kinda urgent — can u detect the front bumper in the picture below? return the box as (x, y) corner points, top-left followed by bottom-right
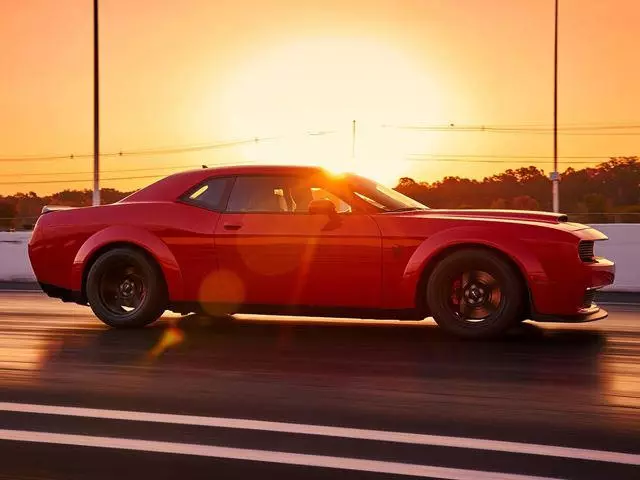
(531, 303), (608, 323)
(530, 257), (615, 317)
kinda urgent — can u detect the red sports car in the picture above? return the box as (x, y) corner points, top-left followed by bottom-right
(28, 165), (615, 338)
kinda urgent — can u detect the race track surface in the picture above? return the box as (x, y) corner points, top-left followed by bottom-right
(0, 291), (638, 479)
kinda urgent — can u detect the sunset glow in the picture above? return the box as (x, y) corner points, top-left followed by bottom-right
(220, 35), (447, 183)
(1, 0), (639, 195)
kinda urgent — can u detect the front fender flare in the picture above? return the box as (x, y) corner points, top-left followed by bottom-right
(401, 226), (547, 309)
(71, 225), (184, 300)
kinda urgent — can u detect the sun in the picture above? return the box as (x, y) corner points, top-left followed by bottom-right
(217, 35), (448, 185)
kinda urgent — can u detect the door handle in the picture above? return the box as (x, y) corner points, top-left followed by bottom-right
(223, 223), (242, 231)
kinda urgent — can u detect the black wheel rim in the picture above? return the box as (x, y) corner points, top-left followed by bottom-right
(98, 259), (147, 317)
(448, 270), (503, 323)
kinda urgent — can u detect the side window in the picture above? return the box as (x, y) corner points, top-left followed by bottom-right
(289, 180), (352, 213)
(226, 176), (291, 212)
(182, 177), (231, 211)
(310, 187), (351, 213)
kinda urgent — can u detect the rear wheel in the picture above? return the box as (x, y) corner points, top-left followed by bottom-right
(426, 249), (524, 339)
(86, 247), (167, 328)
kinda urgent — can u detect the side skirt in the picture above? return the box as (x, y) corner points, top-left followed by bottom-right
(168, 302), (423, 321)
(38, 283), (423, 321)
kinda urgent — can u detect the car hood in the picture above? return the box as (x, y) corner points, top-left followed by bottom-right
(396, 209), (588, 230)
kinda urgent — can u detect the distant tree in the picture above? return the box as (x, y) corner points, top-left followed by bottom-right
(101, 188), (132, 204)
(396, 177), (430, 205)
(582, 193), (609, 223)
(0, 201), (16, 230)
(48, 189), (92, 206)
(3, 157), (637, 228)
(511, 195), (540, 210)
(614, 205), (640, 223)
(490, 198), (508, 209)
(583, 193), (608, 213)
(393, 158), (637, 219)
(595, 157), (640, 206)
(10, 192), (45, 229)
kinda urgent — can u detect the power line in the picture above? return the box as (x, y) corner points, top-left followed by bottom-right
(389, 122), (640, 130)
(0, 124), (635, 163)
(0, 130), (340, 163)
(0, 137), (279, 163)
(396, 128), (640, 136)
(406, 153), (636, 160)
(0, 154), (75, 163)
(0, 152), (630, 178)
(406, 154), (639, 164)
(0, 164), (202, 178)
(0, 174), (166, 186)
(382, 124), (640, 135)
(405, 156), (624, 165)
(382, 123), (640, 130)
(0, 159), (262, 185)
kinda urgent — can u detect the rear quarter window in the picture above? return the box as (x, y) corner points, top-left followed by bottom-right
(180, 177), (233, 211)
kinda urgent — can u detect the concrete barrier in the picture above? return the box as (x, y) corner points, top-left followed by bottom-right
(0, 232), (36, 282)
(0, 224), (637, 291)
(589, 224), (638, 292)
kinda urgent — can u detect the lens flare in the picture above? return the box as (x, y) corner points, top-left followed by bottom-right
(198, 269), (246, 315)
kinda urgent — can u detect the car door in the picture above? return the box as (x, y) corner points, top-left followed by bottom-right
(212, 173), (382, 311)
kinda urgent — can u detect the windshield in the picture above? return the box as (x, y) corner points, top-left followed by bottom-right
(346, 174), (428, 212)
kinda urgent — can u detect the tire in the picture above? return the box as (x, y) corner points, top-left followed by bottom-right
(85, 247), (167, 328)
(426, 248), (524, 339)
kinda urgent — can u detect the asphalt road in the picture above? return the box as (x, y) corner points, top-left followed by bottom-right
(0, 291), (638, 479)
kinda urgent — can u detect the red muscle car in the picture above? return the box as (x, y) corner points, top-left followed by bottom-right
(28, 165), (615, 338)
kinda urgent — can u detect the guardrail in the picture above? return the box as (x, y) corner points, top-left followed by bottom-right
(586, 224), (638, 292)
(0, 225), (638, 291)
(567, 213), (640, 224)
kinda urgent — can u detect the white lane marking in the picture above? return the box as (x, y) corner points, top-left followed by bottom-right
(1, 402), (638, 465)
(0, 428), (560, 480)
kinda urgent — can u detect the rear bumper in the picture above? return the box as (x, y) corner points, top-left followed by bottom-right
(39, 283), (85, 304)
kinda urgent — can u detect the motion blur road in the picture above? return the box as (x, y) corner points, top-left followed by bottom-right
(0, 291), (638, 479)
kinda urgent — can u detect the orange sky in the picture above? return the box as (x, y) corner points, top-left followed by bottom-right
(1, 0), (639, 195)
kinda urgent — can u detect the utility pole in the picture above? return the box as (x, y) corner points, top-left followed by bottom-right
(351, 120), (356, 160)
(93, 0), (100, 206)
(551, 0), (559, 212)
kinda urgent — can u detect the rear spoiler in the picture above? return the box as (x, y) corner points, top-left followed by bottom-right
(41, 205), (77, 214)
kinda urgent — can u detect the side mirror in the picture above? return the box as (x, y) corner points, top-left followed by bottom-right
(308, 198), (337, 216)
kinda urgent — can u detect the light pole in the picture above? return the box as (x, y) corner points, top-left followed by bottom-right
(351, 119), (357, 160)
(92, 0), (100, 206)
(551, 0), (559, 212)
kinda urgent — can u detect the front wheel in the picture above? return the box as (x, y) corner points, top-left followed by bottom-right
(426, 249), (524, 339)
(86, 247), (167, 328)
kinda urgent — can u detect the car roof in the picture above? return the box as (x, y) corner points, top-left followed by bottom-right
(201, 163), (327, 176)
(121, 163), (332, 203)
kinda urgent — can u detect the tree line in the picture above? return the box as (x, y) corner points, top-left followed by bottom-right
(394, 157), (640, 223)
(0, 157), (638, 229)
(0, 188), (133, 230)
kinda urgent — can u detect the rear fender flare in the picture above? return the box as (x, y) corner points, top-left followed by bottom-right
(71, 225), (184, 300)
(402, 226), (547, 308)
